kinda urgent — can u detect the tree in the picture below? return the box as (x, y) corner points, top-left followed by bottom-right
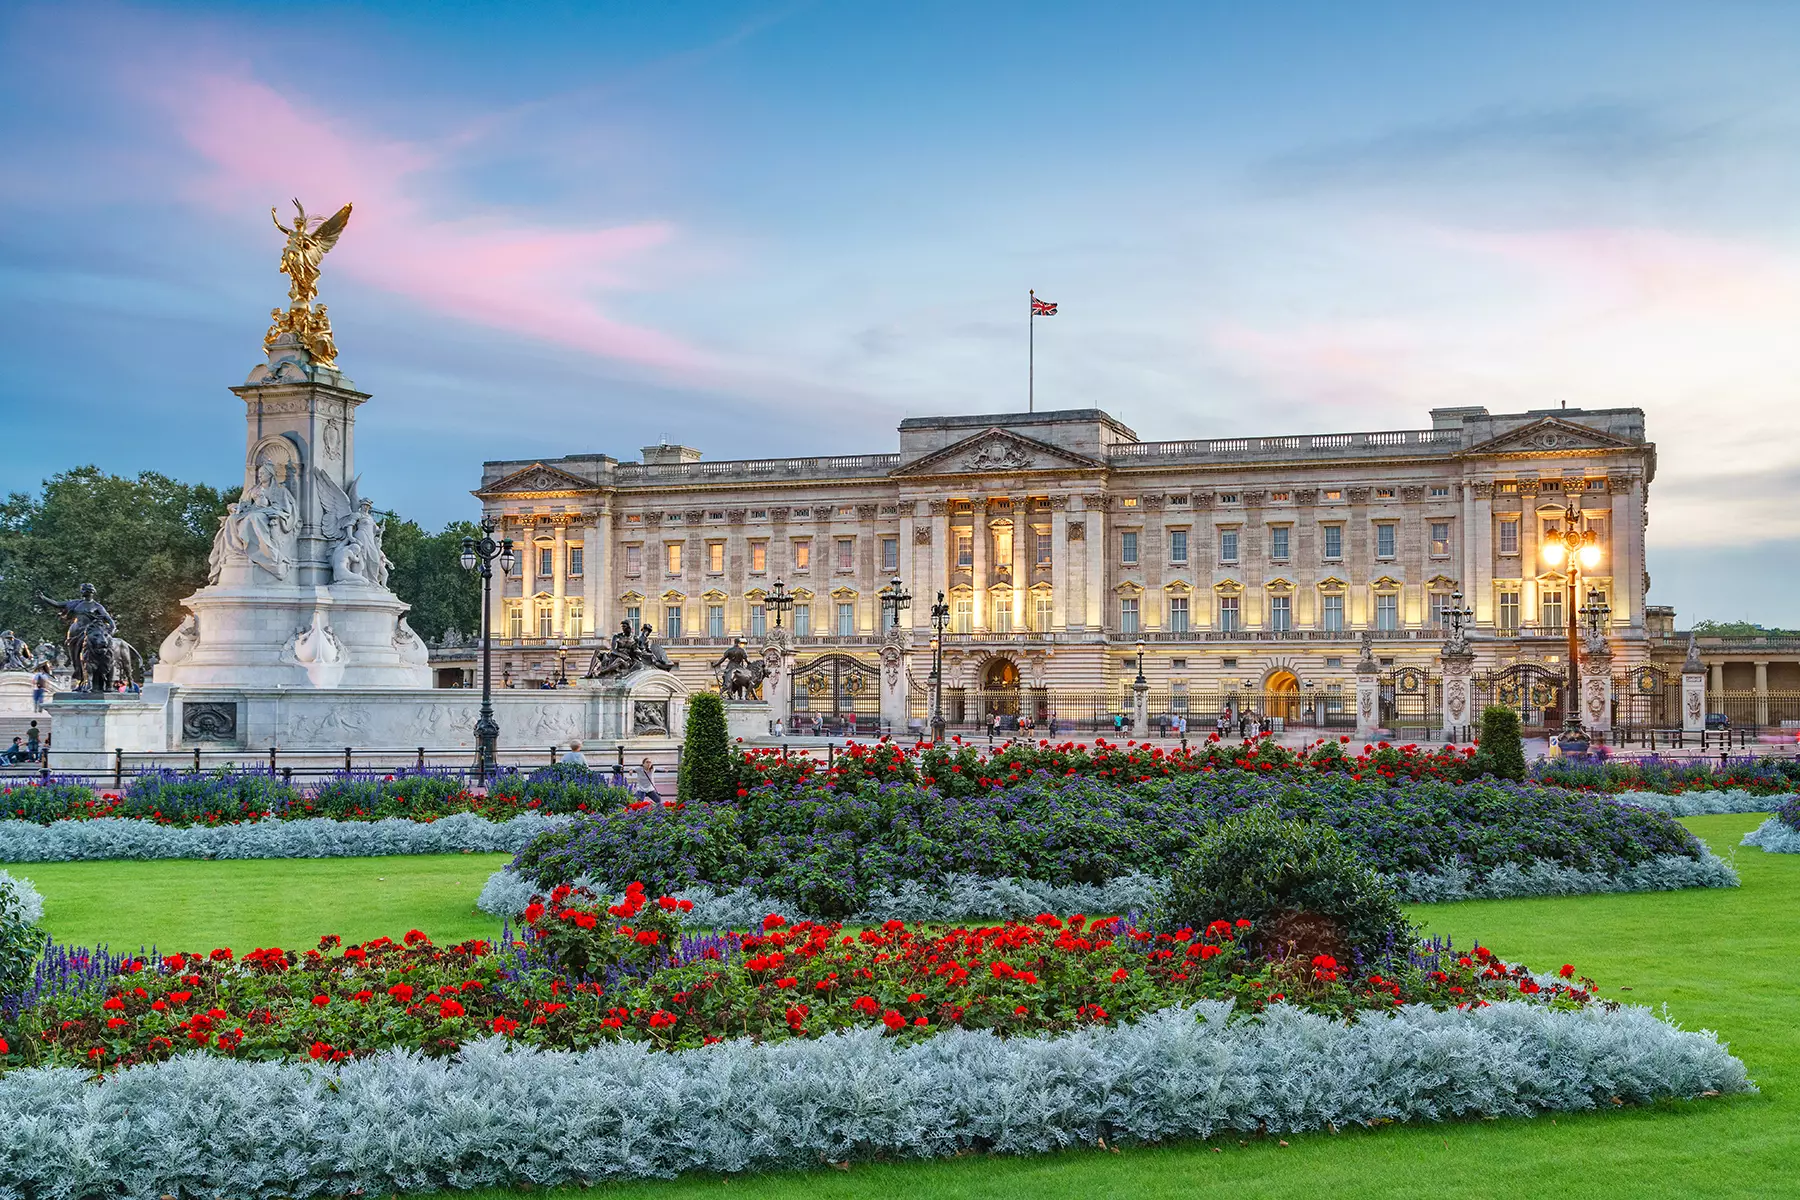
(1690, 619), (1799, 638)
(380, 515), (481, 643)
(0, 468), (232, 656)
(678, 692), (732, 804)
(1473, 706), (1526, 780)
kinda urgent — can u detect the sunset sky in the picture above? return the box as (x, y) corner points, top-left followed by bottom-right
(3, 2), (1799, 622)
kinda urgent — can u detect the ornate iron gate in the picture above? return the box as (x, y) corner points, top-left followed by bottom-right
(1379, 666), (1442, 734)
(1473, 663), (1566, 735)
(1612, 664), (1678, 734)
(790, 653), (881, 734)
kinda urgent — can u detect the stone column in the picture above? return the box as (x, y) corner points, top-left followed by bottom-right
(1682, 638), (1707, 737)
(929, 500), (949, 630)
(551, 523), (568, 634)
(1050, 497), (1070, 629)
(879, 629), (909, 736)
(1355, 637), (1382, 740)
(762, 633), (792, 733)
(1011, 505), (1028, 630)
(1710, 661), (1725, 697)
(1084, 495), (1107, 633)
(1581, 641), (1614, 742)
(1439, 642), (1476, 743)
(585, 510), (606, 641)
(1755, 660), (1770, 728)
(971, 498), (989, 631)
(1131, 678), (1149, 738)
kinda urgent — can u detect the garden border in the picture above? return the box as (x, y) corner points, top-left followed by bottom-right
(0, 1002), (1751, 1198)
(0, 814), (571, 863)
(1602, 789), (1789, 817)
(1741, 817), (1800, 854)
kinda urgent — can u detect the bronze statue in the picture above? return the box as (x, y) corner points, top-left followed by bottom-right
(0, 630), (30, 672)
(36, 584), (115, 691)
(637, 623), (676, 671)
(712, 638), (766, 701)
(264, 199), (352, 367)
(82, 624), (116, 694)
(585, 620), (644, 679)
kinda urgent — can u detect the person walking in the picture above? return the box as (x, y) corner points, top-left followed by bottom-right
(32, 664), (50, 712)
(25, 721), (40, 762)
(634, 757), (662, 803)
(560, 740), (589, 767)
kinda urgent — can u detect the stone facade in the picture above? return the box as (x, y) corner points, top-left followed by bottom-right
(469, 405), (1656, 731)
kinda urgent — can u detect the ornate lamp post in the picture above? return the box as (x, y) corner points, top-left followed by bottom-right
(1304, 678), (1317, 727)
(460, 517), (515, 784)
(880, 576), (912, 633)
(1540, 504), (1602, 740)
(929, 589), (950, 742)
(766, 578), (794, 629)
(1134, 637), (1147, 685)
(1444, 589), (1474, 640)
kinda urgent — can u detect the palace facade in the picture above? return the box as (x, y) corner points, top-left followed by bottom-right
(464, 404), (1656, 734)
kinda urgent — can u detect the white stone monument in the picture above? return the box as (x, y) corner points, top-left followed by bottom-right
(1681, 634), (1707, 738)
(1354, 632), (1382, 741)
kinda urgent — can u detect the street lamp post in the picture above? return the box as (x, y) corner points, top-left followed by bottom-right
(1134, 637), (1147, 685)
(766, 578), (794, 630)
(880, 576), (912, 634)
(929, 590), (950, 742)
(460, 517), (515, 785)
(1540, 504), (1603, 741)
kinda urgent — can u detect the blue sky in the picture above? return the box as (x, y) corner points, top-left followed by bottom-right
(3, 1), (1800, 623)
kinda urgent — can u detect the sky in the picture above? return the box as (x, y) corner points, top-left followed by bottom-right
(3, 1), (1799, 624)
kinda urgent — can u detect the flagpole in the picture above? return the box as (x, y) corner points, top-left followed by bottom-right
(1028, 289), (1035, 413)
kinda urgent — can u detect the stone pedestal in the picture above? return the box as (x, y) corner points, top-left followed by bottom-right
(1131, 680), (1149, 738)
(724, 700), (773, 743)
(761, 633), (792, 732)
(1580, 645), (1614, 741)
(594, 668), (690, 742)
(46, 688), (176, 769)
(0, 672), (44, 717)
(1682, 671), (1707, 735)
(155, 583), (428, 690)
(878, 631), (909, 737)
(1439, 644), (1476, 743)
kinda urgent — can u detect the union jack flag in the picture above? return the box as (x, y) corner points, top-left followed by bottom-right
(1031, 296), (1058, 316)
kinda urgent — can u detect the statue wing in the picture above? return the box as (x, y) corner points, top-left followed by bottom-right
(314, 467), (354, 538)
(312, 203), (353, 252)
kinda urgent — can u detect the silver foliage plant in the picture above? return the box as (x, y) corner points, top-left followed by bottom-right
(1604, 789), (1791, 817)
(0, 872), (43, 927)
(475, 849), (1739, 926)
(1742, 817), (1800, 854)
(0, 813), (572, 863)
(0, 1003), (1751, 1198)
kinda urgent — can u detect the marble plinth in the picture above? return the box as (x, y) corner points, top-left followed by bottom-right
(723, 700), (773, 742)
(0, 672), (45, 717)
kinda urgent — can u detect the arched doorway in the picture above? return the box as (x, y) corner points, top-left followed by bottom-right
(1265, 669), (1300, 723)
(983, 657), (1020, 718)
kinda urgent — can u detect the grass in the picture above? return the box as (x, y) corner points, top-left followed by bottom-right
(7, 816), (1797, 1198)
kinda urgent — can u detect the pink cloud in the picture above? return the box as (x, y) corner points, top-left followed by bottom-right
(161, 72), (706, 371)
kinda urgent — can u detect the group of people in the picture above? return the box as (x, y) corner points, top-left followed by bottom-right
(1, 720), (44, 766)
(1218, 708), (1272, 738)
(558, 741), (664, 802)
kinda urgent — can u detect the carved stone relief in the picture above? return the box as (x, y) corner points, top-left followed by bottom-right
(913, 524), (932, 544)
(1067, 521), (1086, 541)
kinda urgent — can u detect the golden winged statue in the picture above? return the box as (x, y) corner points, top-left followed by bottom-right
(264, 199), (353, 368)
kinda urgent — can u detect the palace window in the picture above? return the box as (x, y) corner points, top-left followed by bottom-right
(1430, 522), (1450, 557)
(956, 533), (974, 568)
(625, 544), (642, 575)
(1325, 683), (1344, 713)
(1219, 595), (1240, 632)
(665, 604), (684, 639)
(700, 604), (720, 638)
(1323, 524), (1343, 560)
(538, 547), (555, 578)
(1270, 526), (1290, 560)
(1169, 528), (1188, 564)
(1036, 529), (1053, 565)
(1270, 595), (1292, 632)
(836, 538), (855, 571)
(506, 604), (523, 639)
(1271, 491), (1290, 502)
(1120, 531), (1139, 565)
(1219, 492), (1239, 504)
(1120, 597), (1140, 635)
(750, 542), (767, 573)
(1376, 487), (1396, 499)
(1169, 596), (1190, 633)
(708, 542), (725, 573)
(1221, 657), (1238, 669)
(750, 604), (766, 638)
(1171, 682), (1188, 711)
(565, 601), (583, 639)
(837, 602), (856, 636)
(1430, 485), (1450, 498)
(1375, 592), (1398, 631)
(1324, 489), (1342, 501)
(1322, 594), (1345, 631)
(1034, 593), (1054, 629)
(953, 595), (973, 634)
(1541, 588), (1564, 630)
(881, 536), (899, 573)
(626, 604), (641, 629)
(1219, 528), (1239, 563)
(665, 543), (682, 575)
(794, 603), (811, 637)
(1499, 520), (1520, 555)
(567, 546), (584, 577)
(537, 605), (555, 638)
(1375, 523), (1397, 558)
(794, 539), (811, 571)
(1498, 590), (1520, 632)
(992, 597), (1013, 634)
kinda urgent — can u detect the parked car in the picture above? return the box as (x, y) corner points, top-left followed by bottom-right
(1705, 712), (1731, 730)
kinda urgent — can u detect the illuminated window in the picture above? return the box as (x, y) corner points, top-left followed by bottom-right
(625, 544), (642, 574)
(537, 605), (554, 638)
(1323, 489), (1342, 501)
(836, 538), (854, 570)
(1430, 522), (1450, 556)
(1542, 588), (1564, 629)
(665, 543), (682, 574)
(1036, 529), (1053, 564)
(1376, 487), (1396, 499)
(793, 540), (811, 570)
(1498, 590), (1519, 632)
(956, 533), (973, 568)
(708, 542), (725, 573)
(1034, 594), (1054, 629)
(1120, 597), (1139, 634)
(952, 595), (972, 634)
(506, 604), (523, 639)
(564, 601), (583, 638)
(750, 542), (767, 573)
(664, 604), (683, 639)
(567, 546), (583, 577)
(1168, 596), (1189, 633)
(992, 596), (1012, 633)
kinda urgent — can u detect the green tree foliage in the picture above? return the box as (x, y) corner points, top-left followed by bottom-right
(380, 516), (480, 643)
(1474, 705), (1527, 781)
(1156, 808), (1412, 962)
(1690, 619), (1799, 638)
(0, 468), (232, 656)
(678, 692), (732, 804)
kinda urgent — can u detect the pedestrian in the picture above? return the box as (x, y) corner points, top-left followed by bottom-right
(32, 664), (50, 712)
(560, 740), (589, 767)
(1, 737), (22, 765)
(989, 712), (999, 742)
(773, 717), (785, 738)
(634, 756), (662, 803)
(25, 720), (40, 762)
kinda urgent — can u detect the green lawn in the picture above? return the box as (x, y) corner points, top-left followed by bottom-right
(7, 816), (1796, 1199)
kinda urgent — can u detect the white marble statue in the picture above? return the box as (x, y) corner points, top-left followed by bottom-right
(316, 468), (391, 587)
(218, 463), (299, 581)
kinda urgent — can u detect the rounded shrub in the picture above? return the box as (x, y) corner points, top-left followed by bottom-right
(0, 870), (44, 1001)
(1155, 808), (1412, 963)
(1475, 706), (1527, 781)
(679, 692), (733, 804)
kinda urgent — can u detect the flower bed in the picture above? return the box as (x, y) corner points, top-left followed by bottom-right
(1742, 796), (1800, 854)
(1604, 789), (1790, 817)
(0, 762), (631, 827)
(0, 884), (1753, 1196)
(1535, 754), (1800, 797)
(505, 772), (1734, 918)
(0, 812), (570, 863)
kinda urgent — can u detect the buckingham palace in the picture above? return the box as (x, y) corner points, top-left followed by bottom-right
(459, 403), (1655, 736)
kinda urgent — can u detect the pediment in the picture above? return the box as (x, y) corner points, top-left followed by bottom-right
(475, 462), (601, 498)
(891, 428), (1106, 477)
(1463, 417), (1635, 457)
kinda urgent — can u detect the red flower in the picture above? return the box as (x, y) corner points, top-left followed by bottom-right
(1559, 964), (1576, 979)
(763, 914), (787, 931)
(1110, 968), (1130, 983)
(308, 1041), (332, 1060)
(881, 1010), (906, 1032)
(209, 948), (233, 962)
(387, 984), (414, 1003)
(353, 990), (373, 1003)
(403, 930), (430, 946)
(648, 1010), (677, 1029)
(438, 998), (466, 1018)
(106, 1017), (129, 1029)
(522, 903), (546, 924)
(311, 994), (330, 1008)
